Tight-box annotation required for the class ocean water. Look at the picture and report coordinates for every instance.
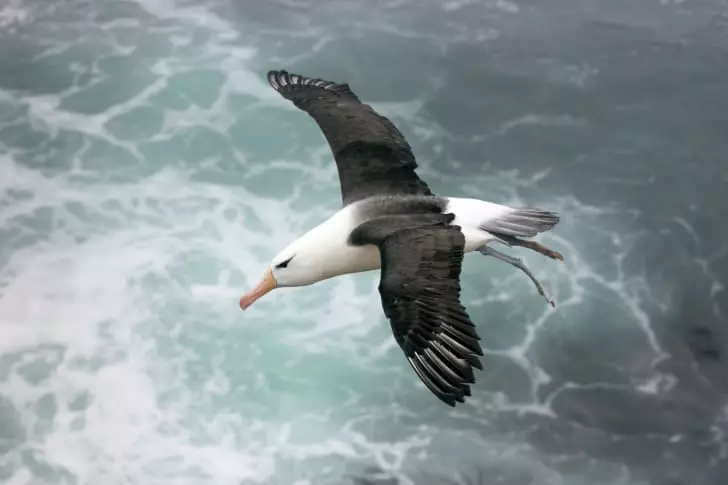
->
[1,0,727,484]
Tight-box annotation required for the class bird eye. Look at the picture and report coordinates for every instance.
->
[275,256,294,269]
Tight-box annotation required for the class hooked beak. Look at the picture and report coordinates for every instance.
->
[239,268,277,310]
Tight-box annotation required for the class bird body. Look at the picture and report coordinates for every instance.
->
[239,69,564,406]
[268,195,525,285]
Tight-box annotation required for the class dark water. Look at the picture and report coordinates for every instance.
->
[1,0,727,484]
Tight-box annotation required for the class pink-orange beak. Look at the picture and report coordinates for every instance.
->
[239,268,277,310]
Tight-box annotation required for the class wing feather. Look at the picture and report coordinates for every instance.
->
[266,69,434,206]
[367,224,484,406]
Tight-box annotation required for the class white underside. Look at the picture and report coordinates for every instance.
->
[445,197,512,252]
[284,197,512,282]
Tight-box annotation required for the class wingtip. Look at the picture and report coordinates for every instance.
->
[436,391,465,407]
[266,69,289,91]
[438,384,472,407]
[264,68,359,100]
[408,349,481,407]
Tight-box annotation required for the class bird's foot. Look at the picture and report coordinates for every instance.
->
[520,240,564,262]
[479,245,556,307]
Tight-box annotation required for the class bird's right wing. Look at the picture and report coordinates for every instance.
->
[266,70,434,206]
[353,216,484,406]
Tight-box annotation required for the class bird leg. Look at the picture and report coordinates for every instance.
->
[509,239,564,262]
[479,245,555,307]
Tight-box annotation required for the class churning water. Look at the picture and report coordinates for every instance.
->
[1,0,727,484]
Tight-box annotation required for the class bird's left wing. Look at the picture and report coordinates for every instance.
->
[266,69,434,206]
[351,216,484,406]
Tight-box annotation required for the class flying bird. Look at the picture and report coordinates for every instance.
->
[240,69,564,406]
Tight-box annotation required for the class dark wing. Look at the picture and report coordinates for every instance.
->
[355,218,484,406]
[266,69,434,206]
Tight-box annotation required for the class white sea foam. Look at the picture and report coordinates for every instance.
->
[0,0,29,31]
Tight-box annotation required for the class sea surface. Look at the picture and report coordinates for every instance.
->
[1,0,727,484]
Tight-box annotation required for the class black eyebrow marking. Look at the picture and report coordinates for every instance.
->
[275,255,294,269]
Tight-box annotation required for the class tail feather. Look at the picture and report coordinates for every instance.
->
[480,207,560,238]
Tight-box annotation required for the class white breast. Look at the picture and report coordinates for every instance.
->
[297,205,382,279]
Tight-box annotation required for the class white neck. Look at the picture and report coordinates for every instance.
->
[276,206,381,286]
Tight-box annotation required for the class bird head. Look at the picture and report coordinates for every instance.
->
[239,236,332,310]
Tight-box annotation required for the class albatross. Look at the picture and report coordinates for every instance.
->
[240,69,564,406]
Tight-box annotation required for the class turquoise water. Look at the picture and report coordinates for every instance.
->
[1,0,727,484]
